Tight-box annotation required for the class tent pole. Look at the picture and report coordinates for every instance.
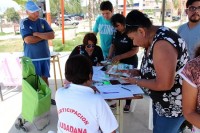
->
[123,0,126,16]
[162,0,166,26]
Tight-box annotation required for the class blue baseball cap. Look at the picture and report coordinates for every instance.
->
[25,1,40,13]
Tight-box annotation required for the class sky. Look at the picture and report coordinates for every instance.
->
[0,0,20,14]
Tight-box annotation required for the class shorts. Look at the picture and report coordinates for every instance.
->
[32,60,50,78]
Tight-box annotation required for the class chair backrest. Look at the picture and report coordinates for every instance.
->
[0,55,22,86]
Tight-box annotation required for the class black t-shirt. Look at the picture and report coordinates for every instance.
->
[112,31,138,67]
[69,44,104,66]
[140,26,189,117]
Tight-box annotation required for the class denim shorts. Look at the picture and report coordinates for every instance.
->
[32,60,50,78]
[153,107,185,133]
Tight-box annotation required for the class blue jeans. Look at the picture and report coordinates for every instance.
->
[153,107,185,133]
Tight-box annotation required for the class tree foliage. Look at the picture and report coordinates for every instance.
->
[13,0,30,5]
[50,0,61,17]
[4,7,20,23]
[172,0,179,9]
[65,0,82,14]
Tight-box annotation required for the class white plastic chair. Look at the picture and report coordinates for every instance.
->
[131,95,153,130]
[0,55,22,101]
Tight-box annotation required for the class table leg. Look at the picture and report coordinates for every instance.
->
[119,100,124,133]
[57,56,63,86]
[116,100,120,123]
[52,57,57,90]
[0,85,3,101]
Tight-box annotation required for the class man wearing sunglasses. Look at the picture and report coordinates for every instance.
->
[178,0,200,59]
[69,33,104,66]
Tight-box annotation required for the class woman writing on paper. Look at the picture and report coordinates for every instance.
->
[123,10,188,133]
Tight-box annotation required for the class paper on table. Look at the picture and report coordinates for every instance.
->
[120,85,144,95]
[96,85,133,99]
[92,66,110,81]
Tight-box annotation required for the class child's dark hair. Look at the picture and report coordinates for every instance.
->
[111,13,125,27]
[65,55,93,84]
[100,1,113,12]
[186,0,200,8]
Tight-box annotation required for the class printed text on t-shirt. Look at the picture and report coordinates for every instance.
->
[58,108,89,125]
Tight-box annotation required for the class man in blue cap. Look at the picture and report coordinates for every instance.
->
[20,0,56,105]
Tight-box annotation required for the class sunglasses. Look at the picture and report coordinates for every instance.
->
[187,6,200,12]
[86,44,95,48]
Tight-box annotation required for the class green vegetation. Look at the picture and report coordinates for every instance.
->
[0,32,100,52]
[0,39,23,52]
[53,32,86,52]
[4,7,20,23]
[0,32,12,36]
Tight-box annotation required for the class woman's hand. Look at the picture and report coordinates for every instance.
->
[117,68,140,77]
[63,79,71,88]
[111,55,121,64]
[91,86,100,94]
[121,77,138,85]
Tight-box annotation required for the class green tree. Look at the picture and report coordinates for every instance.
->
[13,0,30,5]
[4,7,20,23]
[50,0,61,17]
[65,0,82,14]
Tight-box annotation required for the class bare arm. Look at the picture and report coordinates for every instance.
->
[111,130,116,133]
[112,47,139,63]
[33,31,55,40]
[123,40,178,91]
[24,36,43,44]
[182,80,200,128]
[24,31,55,44]
[108,44,115,59]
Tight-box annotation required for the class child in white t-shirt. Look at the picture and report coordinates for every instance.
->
[56,55,118,133]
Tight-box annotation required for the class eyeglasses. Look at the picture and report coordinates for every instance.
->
[86,44,95,48]
[187,6,200,12]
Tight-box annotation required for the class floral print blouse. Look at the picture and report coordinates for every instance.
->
[180,56,200,113]
[140,27,189,117]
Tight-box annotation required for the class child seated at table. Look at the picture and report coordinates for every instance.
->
[55,55,118,133]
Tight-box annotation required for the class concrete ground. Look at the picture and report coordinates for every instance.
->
[0,52,192,133]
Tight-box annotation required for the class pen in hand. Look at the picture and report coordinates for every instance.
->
[121,87,131,91]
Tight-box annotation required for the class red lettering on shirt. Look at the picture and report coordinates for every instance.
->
[60,122,87,133]
[58,108,89,125]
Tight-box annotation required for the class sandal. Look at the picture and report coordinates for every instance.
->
[123,105,130,113]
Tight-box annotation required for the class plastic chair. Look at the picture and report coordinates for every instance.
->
[0,55,22,101]
[131,95,153,130]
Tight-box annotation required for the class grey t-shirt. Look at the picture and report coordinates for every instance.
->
[177,23,200,59]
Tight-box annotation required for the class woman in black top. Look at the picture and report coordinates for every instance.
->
[124,10,188,133]
[69,33,104,66]
[108,13,139,112]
